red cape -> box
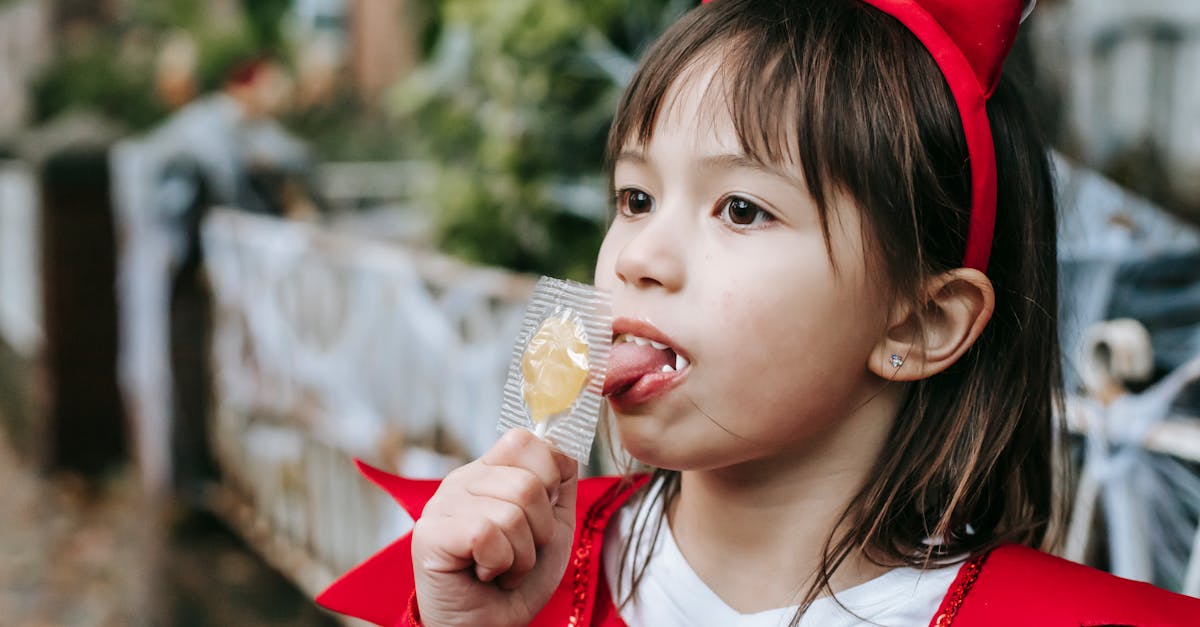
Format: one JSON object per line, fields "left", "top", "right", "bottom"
{"left": 317, "top": 461, "right": 1200, "bottom": 626}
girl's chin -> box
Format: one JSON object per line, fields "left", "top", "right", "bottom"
{"left": 611, "top": 422, "right": 703, "bottom": 472}
{"left": 611, "top": 422, "right": 670, "bottom": 466}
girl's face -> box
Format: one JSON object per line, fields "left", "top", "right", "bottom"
{"left": 596, "top": 62, "right": 896, "bottom": 472}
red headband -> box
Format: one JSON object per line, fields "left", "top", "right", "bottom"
{"left": 701, "top": 0, "right": 1034, "bottom": 272}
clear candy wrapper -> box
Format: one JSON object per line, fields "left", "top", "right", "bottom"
{"left": 498, "top": 276, "right": 611, "bottom": 463}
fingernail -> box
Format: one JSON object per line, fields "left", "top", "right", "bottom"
{"left": 476, "top": 566, "right": 498, "bottom": 582}
{"left": 549, "top": 485, "right": 560, "bottom": 507}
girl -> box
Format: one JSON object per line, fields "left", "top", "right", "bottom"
{"left": 318, "top": 1, "right": 1200, "bottom": 625}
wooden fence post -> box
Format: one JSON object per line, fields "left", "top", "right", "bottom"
{"left": 39, "top": 146, "right": 127, "bottom": 475}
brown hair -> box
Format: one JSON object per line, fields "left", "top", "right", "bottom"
{"left": 604, "top": 0, "right": 1064, "bottom": 620}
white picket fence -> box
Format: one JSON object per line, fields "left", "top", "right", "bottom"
{"left": 201, "top": 209, "right": 534, "bottom": 596}
{"left": 0, "top": 160, "right": 40, "bottom": 358}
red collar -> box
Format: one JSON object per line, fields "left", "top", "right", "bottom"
{"left": 315, "top": 459, "right": 648, "bottom": 626}
{"left": 318, "top": 461, "right": 1200, "bottom": 626}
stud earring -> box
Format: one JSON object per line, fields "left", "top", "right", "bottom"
{"left": 890, "top": 354, "right": 904, "bottom": 368}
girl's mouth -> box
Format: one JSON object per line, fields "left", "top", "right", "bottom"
{"left": 603, "top": 320, "right": 691, "bottom": 407}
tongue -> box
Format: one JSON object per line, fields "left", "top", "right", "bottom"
{"left": 603, "top": 342, "right": 673, "bottom": 396}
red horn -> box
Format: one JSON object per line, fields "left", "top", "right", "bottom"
{"left": 697, "top": 0, "right": 1035, "bottom": 273}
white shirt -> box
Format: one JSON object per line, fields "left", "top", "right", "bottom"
{"left": 602, "top": 485, "right": 961, "bottom": 627}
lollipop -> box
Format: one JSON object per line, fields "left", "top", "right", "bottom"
{"left": 522, "top": 312, "right": 591, "bottom": 425}
{"left": 498, "top": 277, "right": 611, "bottom": 463}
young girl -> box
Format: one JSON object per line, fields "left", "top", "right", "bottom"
{"left": 318, "top": 1, "right": 1200, "bottom": 625}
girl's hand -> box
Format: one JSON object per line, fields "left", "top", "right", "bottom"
{"left": 411, "top": 428, "right": 579, "bottom": 627}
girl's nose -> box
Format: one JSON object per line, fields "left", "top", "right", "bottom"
{"left": 612, "top": 210, "right": 686, "bottom": 292}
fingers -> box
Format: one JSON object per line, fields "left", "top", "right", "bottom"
{"left": 413, "top": 515, "right": 488, "bottom": 575}
{"left": 471, "top": 523, "right": 514, "bottom": 582}
{"left": 479, "top": 431, "right": 580, "bottom": 530}
{"left": 553, "top": 450, "right": 579, "bottom": 483}
{"left": 482, "top": 430, "right": 580, "bottom": 518}
{"left": 465, "top": 466, "right": 556, "bottom": 546}
{"left": 416, "top": 503, "right": 534, "bottom": 585}
{"left": 473, "top": 499, "right": 536, "bottom": 585}
{"left": 550, "top": 452, "right": 578, "bottom": 519}
{"left": 481, "top": 429, "right": 564, "bottom": 498}
{"left": 414, "top": 429, "right": 582, "bottom": 591}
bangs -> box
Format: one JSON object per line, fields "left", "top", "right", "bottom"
{"left": 607, "top": 1, "right": 867, "bottom": 219}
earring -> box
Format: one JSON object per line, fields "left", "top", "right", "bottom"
{"left": 890, "top": 354, "right": 904, "bottom": 368}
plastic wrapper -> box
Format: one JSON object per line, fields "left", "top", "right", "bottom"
{"left": 498, "top": 276, "right": 611, "bottom": 463}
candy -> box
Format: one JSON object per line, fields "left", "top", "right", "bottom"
{"left": 498, "top": 277, "right": 611, "bottom": 463}
{"left": 521, "top": 313, "right": 591, "bottom": 423}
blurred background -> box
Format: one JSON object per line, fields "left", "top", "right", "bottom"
{"left": 0, "top": 0, "right": 1198, "bottom": 625}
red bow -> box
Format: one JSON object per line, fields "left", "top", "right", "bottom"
{"left": 700, "top": 0, "right": 1035, "bottom": 272}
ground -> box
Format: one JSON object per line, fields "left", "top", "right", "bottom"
{"left": 0, "top": 424, "right": 338, "bottom": 627}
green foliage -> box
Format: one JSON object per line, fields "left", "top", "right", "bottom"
{"left": 125, "top": 0, "right": 205, "bottom": 30}
{"left": 31, "top": 0, "right": 285, "bottom": 131}
{"left": 394, "top": 0, "right": 688, "bottom": 280}
{"left": 194, "top": 29, "right": 261, "bottom": 92}
{"left": 284, "top": 91, "right": 409, "bottom": 162}
{"left": 241, "top": 0, "right": 290, "bottom": 51}
{"left": 125, "top": 0, "right": 272, "bottom": 92}
{"left": 31, "top": 40, "right": 165, "bottom": 131}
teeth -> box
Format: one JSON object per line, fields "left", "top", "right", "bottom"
{"left": 616, "top": 334, "right": 683, "bottom": 362}
{"left": 660, "top": 364, "right": 674, "bottom": 373}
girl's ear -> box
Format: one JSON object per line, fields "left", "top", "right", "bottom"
{"left": 869, "top": 269, "right": 995, "bottom": 381}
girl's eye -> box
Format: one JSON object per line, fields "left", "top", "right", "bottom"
{"left": 718, "top": 196, "right": 775, "bottom": 228}
{"left": 616, "top": 188, "right": 654, "bottom": 216}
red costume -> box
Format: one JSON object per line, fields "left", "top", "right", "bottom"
{"left": 317, "top": 462, "right": 1200, "bottom": 627}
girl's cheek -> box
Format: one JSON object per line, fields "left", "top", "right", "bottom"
{"left": 719, "top": 289, "right": 740, "bottom": 326}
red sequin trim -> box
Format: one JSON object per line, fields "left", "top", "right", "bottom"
{"left": 931, "top": 551, "right": 990, "bottom": 627}
{"left": 567, "top": 480, "right": 636, "bottom": 626}
{"left": 405, "top": 589, "right": 423, "bottom": 626}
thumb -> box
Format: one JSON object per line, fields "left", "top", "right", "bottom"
{"left": 551, "top": 453, "right": 578, "bottom": 520}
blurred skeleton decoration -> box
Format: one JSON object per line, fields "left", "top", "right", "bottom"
{"left": 111, "top": 53, "right": 325, "bottom": 494}
{"left": 1067, "top": 318, "right": 1200, "bottom": 596}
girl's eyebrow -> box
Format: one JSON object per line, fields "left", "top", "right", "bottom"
{"left": 615, "top": 150, "right": 807, "bottom": 193}
{"left": 697, "top": 153, "right": 807, "bottom": 191}
{"left": 615, "top": 150, "right": 648, "bottom": 165}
